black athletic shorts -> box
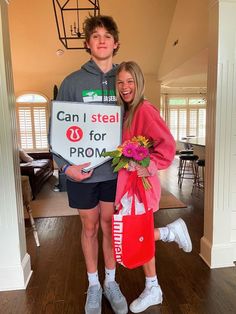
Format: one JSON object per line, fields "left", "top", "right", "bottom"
{"left": 66, "top": 179, "right": 117, "bottom": 209}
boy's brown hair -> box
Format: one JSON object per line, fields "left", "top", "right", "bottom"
{"left": 83, "top": 15, "right": 120, "bottom": 55}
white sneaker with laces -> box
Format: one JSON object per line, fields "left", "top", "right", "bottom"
{"left": 167, "top": 218, "right": 192, "bottom": 252}
{"left": 129, "top": 285, "right": 163, "bottom": 313}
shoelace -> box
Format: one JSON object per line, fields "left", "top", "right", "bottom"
{"left": 139, "top": 288, "right": 151, "bottom": 300}
{"left": 87, "top": 286, "right": 100, "bottom": 306}
{"left": 107, "top": 283, "right": 123, "bottom": 301}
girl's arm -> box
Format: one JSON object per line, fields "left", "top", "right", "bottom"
{"left": 145, "top": 110, "right": 176, "bottom": 174}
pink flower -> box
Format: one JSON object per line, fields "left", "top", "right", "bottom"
{"left": 122, "top": 142, "right": 137, "bottom": 158}
{"left": 133, "top": 146, "right": 149, "bottom": 161}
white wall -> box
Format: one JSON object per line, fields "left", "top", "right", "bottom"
{"left": 159, "top": 0, "right": 208, "bottom": 80}
{"left": 0, "top": 0, "right": 32, "bottom": 291}
{"left": 200, "top": 0, "right": 236, "bottom": 268}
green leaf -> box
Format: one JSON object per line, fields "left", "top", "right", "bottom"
{"left": 140, "top": 157, "right": 150, "bottom": 167}
{"left": 102, "top": 150, "right": 120, "bottom": 158}
{"left": 113, "top": 157, "right": 129, "bottom": 172}
{"left": 101, "top": 151, "right": 111, "bottom": 157}
{"left": 112, "top": 157, "right": 120, "bottom": 166}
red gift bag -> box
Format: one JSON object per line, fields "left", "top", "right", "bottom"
{"left": 112, "top": 172, "right": 155, "bottom": 269}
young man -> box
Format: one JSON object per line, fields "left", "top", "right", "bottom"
{"left": 55, "top": 16, "right": 128, "bottom": 314}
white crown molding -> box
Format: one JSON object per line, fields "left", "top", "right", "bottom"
{"left": 209, "top": 0, "right": 236, "bottom": 6}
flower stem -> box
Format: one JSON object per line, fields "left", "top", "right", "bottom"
{"left": 142, "top": 177, "right": 152, "bottom": 190}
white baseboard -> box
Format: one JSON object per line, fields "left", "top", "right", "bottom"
{"left": 0, "top": 253, "right": 32, "bottom": 291}
{"left": 200, "top": 236, "right": 235, "bottom": 268}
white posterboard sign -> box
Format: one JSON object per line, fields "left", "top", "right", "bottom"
{"left": 50, "top": 101, "right": 122, "bottom": 171}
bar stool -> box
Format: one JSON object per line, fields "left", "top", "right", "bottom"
{"left": 181, "top": 138, "right": 193, "bottom": 151}
{"left": 192, "top": 159, "right": 205, "bottom": 191}
{"left": 179, "top": 149, "right": 193, "bottom": 155}
{"left": 178, "top": 154, "right": 199, "bottom": 188}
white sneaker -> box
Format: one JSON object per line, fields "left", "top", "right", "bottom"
{"left": 167, "top": 218, "right": 192, "bottom": 252}
{"left": 129, "top": 286, "right": 163, "bottom": 313}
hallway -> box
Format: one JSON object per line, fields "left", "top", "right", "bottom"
{"left": 0, "top": 160, "right": 236, "bottom": 314}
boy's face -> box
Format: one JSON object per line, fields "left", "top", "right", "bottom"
{"left": 86, "top": 27, "right": 118, "bottom": 61}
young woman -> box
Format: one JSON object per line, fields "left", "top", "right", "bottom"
{"left": 115, "top": 61, "right": 192, "bottom": 313}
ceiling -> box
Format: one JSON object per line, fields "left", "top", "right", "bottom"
{"left": 161, "top": 49, "right": 208, "bottom": 93}
{"left": 8, "top": 0, "right": 208, "bottom": 97}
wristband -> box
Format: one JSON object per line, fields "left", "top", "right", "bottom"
{"left": 63, "top": 164, "right": 70, "bottom": 173}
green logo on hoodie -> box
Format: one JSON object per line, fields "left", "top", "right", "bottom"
{"left": 82, "top": 89, "right": 116, "bottom": 102}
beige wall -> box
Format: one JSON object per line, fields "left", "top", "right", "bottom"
{"left": 8, "top": 0, "right": 208, "bottom": 103}
{"left": 8, "top": 0, "right": 177, "bottom": 103}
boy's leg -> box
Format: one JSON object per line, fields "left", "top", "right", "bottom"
{"left": 79, "top": 207, "right": 100, "bottom": 272}
{"left": 100, "top": 200, "right": 116, "bottom": 269}
{"left": 67, "top": 180, "right": 103, "bottom": 313}
{"left": 100, "top": 200, "right": 128, "bottom": 314}
{"left": 79, "top": 207, "right": 103, "bottom": 314}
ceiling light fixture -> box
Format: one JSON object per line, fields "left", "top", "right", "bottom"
{"left": 52, "top": 0, "right": 100, "bottom": 50}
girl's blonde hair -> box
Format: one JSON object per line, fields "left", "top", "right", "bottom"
{"left": 116, "top": 61, "right": 145, "bottom": 128}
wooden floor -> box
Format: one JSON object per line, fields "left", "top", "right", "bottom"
{"left": 1, "top": 159, "right": 236, "bottom": 314}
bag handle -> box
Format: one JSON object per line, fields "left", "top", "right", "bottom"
{"left": 122, "top": 171, "right": 137, "bottom": 197}
{"left": 129, "top": 172, "right": 149, "bottom": 215}
{"left": 136, "top": 175, "right": 148, "bottom": 211}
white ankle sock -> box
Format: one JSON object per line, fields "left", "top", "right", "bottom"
{"left": 88, "top": 271, "right": 100, "bottom": 287}
{"left": 145, "top": 276, "right": 158, "bottom": 289}
{"left": 159, "top": 227, "right": 175, "bottom": 242}
{"left": 104, "top": 267, "right": 116, "bottom": 286}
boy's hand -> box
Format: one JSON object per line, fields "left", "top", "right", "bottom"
{"left": 65, "top": 162, "right": 93, "bottom": 181}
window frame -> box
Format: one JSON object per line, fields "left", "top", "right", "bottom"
{"left": 15, "top": 92, "right": 50, "bottom": 152}
{"left": 161, "top": 94, "right": 207, "bottom": 141}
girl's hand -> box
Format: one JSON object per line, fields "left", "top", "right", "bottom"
{"left": 136, "top": 165, "right": 150, "bottom": 177}
{"left": 64, "top": 162, "right": 93, "bottom": 181}
{"left": 128, "top": 160, "right": 137, "bottom": 172}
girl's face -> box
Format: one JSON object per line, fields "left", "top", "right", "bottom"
{"left": 117, "top": 70, "right": 136, "bottom": 105}
{"left": 86, "top": 27, "right": 118, "bottom": 61}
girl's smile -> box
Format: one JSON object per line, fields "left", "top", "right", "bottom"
{"left": 117, "top": 70, "right": 136, "bottom": 105}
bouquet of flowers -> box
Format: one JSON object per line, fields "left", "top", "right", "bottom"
{"left": 102, "top": 136, "right": 153, "bottom": 190}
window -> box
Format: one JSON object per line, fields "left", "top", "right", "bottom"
{"left": 16, "top": 93, "right": 49, "bottom": 151}
{"left": 165, "top": 96, "right": 206, "bottom": 141}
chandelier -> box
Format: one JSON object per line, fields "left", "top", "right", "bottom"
{"left": 52, "top": 0, "right": 100, "bottom": 49}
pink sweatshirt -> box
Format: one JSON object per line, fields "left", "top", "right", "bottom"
{"left": 115, "top": 100, "right": 176, "bottom": 212}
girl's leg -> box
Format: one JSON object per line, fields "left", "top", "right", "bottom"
{"left": 155, "top": 218, "right": 192, "bottom": 252}
{"left": 129, "top": 257, "right": 163, "bottom": 313}
{"left": 143, "top": 256, "right": 156, "bottom": 277}
{"left": 154, "top": 228, "right": 160, "bottom": 241}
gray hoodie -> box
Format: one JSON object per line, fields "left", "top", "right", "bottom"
{"left": 53, "top": 59, "right": 119, "bottom": 183}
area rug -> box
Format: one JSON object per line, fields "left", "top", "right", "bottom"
{"left": 29, "top": 174, "right": 187, "bottom": 218}
{"left": 159, "top": 189, "right": 187, "bottom": 209}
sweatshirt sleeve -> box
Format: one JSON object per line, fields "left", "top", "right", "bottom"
{"left": 144, "top": 108, "right": 176, "bottom": 174}
{"left": 56, "top": 78, "right": 71, "bottom": 101}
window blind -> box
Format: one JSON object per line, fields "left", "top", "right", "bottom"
{"left": 166, "top": 96, "right": 206, "bottom": 140}
{"left": 16, "top": 102, "right": 49, "bottom": 151}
